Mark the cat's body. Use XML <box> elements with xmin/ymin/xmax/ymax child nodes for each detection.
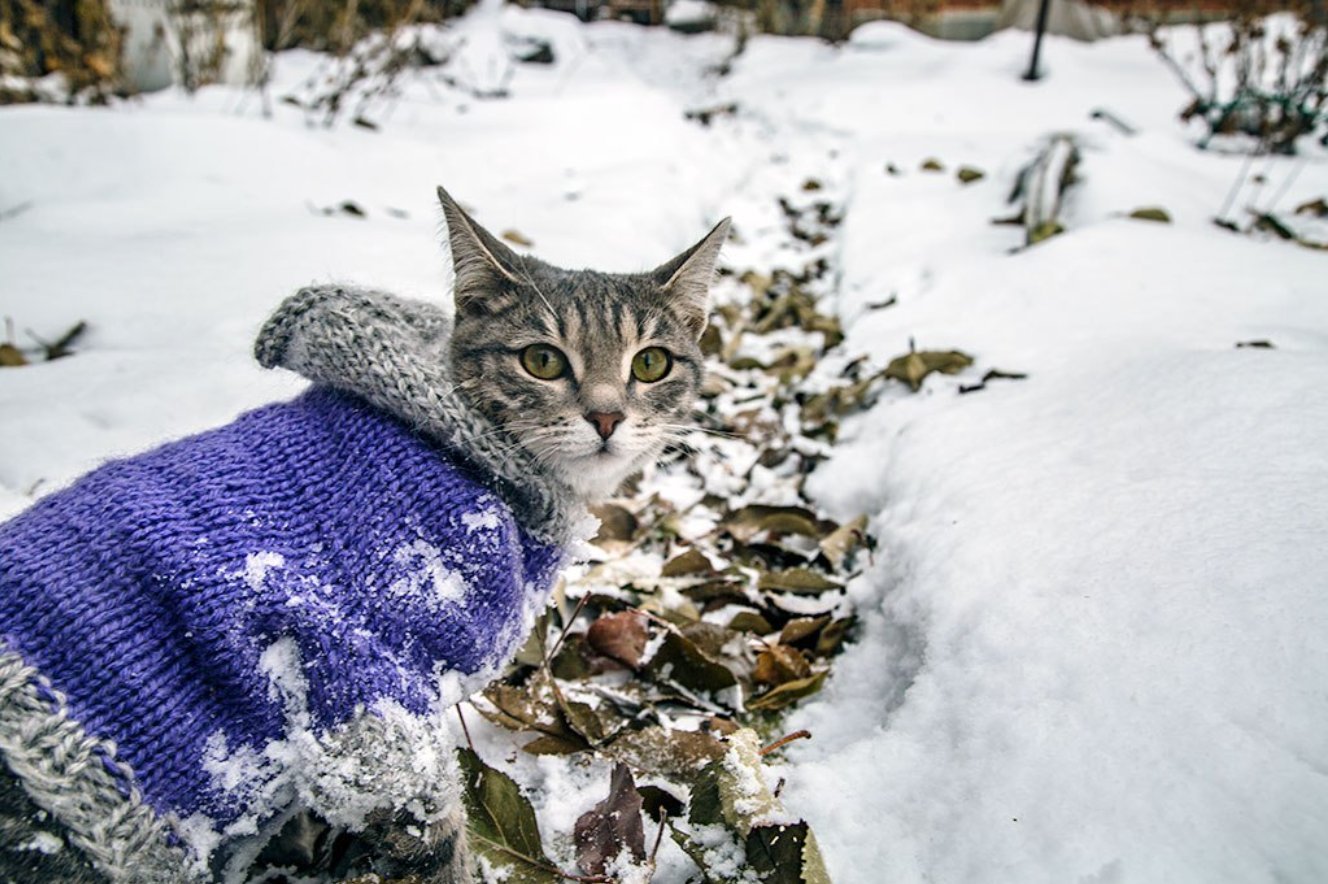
<box><xmin>0</xmin><ymin>189</ymin><xmax>728</xmax><ymax>882</ymax></box>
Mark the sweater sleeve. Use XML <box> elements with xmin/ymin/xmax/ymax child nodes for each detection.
<box><xmin>254</xmin><ymin>285</ymin><xmax>457</xmax><ymax>436</ymax></box>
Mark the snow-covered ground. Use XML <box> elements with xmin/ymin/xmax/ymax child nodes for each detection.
<box><xmin>3</xmin><ymin>4</ymin><xmax>1326</xmax><ymax>882</ymax></box>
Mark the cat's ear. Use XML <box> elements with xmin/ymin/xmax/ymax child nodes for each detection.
<box><xmin>652</xmin><ymin>217</ymin><xmax>731</xmax><ymax>338</ymax></box>
<box><xmin>437</xmin><ymin>186</ymin><xmax>523</xmax><ymax>313</ymax></box>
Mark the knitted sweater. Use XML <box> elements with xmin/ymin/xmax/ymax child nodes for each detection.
<box><xmin>0</xmin><ymin>287</ymin><xmax>583</xmax><ymax>882</ymax></box>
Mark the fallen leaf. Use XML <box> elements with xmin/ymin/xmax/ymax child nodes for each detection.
<box><xmin>725</xmin><ymin>505</ymin><xmax>823</xmax><ymax>543</ymax></box>
<box><xmin>747</xmin><ymin>671</ymin><xmax>828</xmax><ymax>711</ymax></box>
<box><xmin>1129</xmin><ymin>207</ymin><xmax>1171</xmax><ymax>223</ymax></box>
<box><xmin>502</xmin><ymin>228</ymin><xmax>535</xmax><ymax>247</ymax></box>
<box><xmin>586</xmin><ymin>611</ymin><xmax>648</xmax><ymax>669</ymax></box>
<box><xmin>816</xmin><ymin>617</ymin><xmax>855</xmax><ymax>656</ymax></box>
<box><xmin>637</xmin><ymin>784</ymin><xmax>686</xmax><ymax>820</ymax></box>
<box><xmin>1253</xmin><ymin>213</ymin><xmax>1295</xmax><ymax>240</ymax></box>
<box><xmin>522</xmin><ymin>733</ymin><xmax>588</xmax><ymax>756</ymax></box>
<box><xmin>779</xmin><ymin>616</ymin><xmax>831</xmax><ymax>647</ymax></box>
<box><xmin>457</xmin><ymin>748</ymin><xmax>561</xmax><ymax>883</ymax></box>
<box><xmin>818</xmin><ymin>515</ymin><xmax>868</xmax><ymax>569</ymax></box>
<box><xmin>607</xmin><ymin>726</ymin><xmax>726</xmax><ymax>779</ymax></box>
<box><xmin>590</xmin><ymin>503</ymin><xmax>638</xmax><ymax>547</ymax></box>
<box><xmin>1028</xmin><ymin>220</ymin><xmax>1064</xmax><ymax>244</ymax></box>
<box><xmin>758</xmin><ymin>568</ymin><xmax>842</xmax><ymax>594</ymax></box>
<box><xmin>753</xmin><ymin>645</ymin><xmax>812</xmax><ymax>686</ymax></box>
<box><xmin>645</xmin><ymin>630</ymin><xmax>738</xmax><ymax>695</ymax></box>
<box><xmin>884</xmin><ymin>349</ymin><xmax>974</xmax><ymax>392</ymax></box>
<box><xmin>1294</xmin><ymin>197</ymin><xmax>1326</xmax><ymax>217</ymax></box>
<box><xmin>728</xmin><ymin>610</ymin><xmax>775</xmax><ymax>634</ymax></box>
<box><xmin>661</xmin><ymin>548</ymin><xmax>715</xmax><ymax>577</ymax></box>
<box><xmin>956</xmin><ymin>166</ymin><xmax>985</xmax><ymax>184</ymax></box>
<box><xmin>920</xmin><ymin>158</ymin><xmax>944</xmax><ymax>172</ymax></box>
<box><xmin>746</xmin><ymin>821</ymin><xmax>831</xmax><ymax>884</ymax></box>
<box><xmin>0</xmin><ymin>344</ymin><xmax>26</xmax><ymax>367</ymax></box>
<box><xmin>574</xmin><ymin>764</ymin><xmax>646</xmax><ymax>876</ymax></box>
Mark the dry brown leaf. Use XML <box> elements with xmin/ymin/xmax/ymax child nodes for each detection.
<box><xmin>818</xmin><ymin>514</ymin><xmax>868</xmax><ymax>569</ymax></box>
<box><xmin>757</xmin><ymin>568</ymin><xmax>842</xmax><ymax>594</ymax></box>
<box><xmin>0</xmin><ymin>344</ymin><xmax>27</xmax><ymax>367</ymax></box>
<box><xmin>574</xmin><ymin>764</ymin><xmax>646</xmax><ymax>876</ymax></box>
<box><xmin>661</xmin><ymin>548</ymin><xmax>715</xmax><ymax>578</ymax></box>
<box><xmin>884</xmin><ymin>349</ymin><xmax>974</xmax><ymax>392</ymax></box>
<box><xmin>586</xmin><ymin>611</ymin><xmax>648</xmax><ymax>669</ymax></box>
<box><xmin>753</xmin><ymin>645</ymin><xmax>812</xmax><ymax>686</ymax></box>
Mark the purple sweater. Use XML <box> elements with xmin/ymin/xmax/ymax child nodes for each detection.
<box><xmin>0</xmin><ymin>289</ymin><xmax>583</xmax><ymax>879</ymax></box>
<box><xmin>0</xmin><ymin>387</ymin><xmax>561</xmax><ymax>829</ymax></box>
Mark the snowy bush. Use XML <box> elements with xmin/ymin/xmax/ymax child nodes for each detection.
<box><xmin>1147</xmin><ymin>2</ymin><xmax>1327</xmax><ymax>153</ymax></box>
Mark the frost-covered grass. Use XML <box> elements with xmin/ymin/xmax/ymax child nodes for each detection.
<box><xmin>3</xmin><ymin>3</ymin><xmax>1327</xmax><ymax>882</ymax></box>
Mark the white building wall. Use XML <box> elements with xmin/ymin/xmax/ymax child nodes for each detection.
<box><xmin>108</xmin><ymin>0</ymin><xmax>262</xmax><ymax>92</ymax></box>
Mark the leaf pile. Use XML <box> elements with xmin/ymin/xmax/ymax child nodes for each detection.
<box><xmin>459</xmin><ymin>186</ymin><xmax>963</xmax><ymax>882</ymax></box>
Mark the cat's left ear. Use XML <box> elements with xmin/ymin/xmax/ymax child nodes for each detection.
<box><xmin>652</xmin><ymin>217</ymin><xmax>731</xmax><ymax>338</ymax></box>
<box><xmin>437</xmin><ymin>185</ymin><xmax>524</xmax><ymax>315</ymax></box>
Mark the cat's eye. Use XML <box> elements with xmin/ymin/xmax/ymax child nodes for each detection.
<box><xmin>521</xmin><ymin>344</ymin><xmax>567</xmax><ymax>380</ymax></box>
<box><xmin>631</xmin><ymin>347</ymin><xmax>672</xmax><ymax>383</ymax></box>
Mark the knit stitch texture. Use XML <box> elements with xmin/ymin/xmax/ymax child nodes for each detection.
<box><xmin>0</xmin><ymin>286</ymin><xmax>577</xmax><ymax>879</ymax></box>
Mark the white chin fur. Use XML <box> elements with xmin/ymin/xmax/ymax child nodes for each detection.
<box><xmin>552</xmin><ymin>435</ymin><xmax>664</xmax><ymax>501</ymax></box>
<box><xmin>556</xmin><ymin>452</ymin><xmax>641</xmax><ymax>501</ymax></box>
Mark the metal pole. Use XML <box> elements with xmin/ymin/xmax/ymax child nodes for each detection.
<box><xmin>1023</xmin><ymin>0</ymin><xmax>1053</xmax><ymax>81</ymax></box>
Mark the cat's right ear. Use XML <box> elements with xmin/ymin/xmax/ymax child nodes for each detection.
<box><xmin>651</xmin><ymin>217</ymin><xmax>731</xmax><ymax>339</ymax></box>
<box><xmin>437</xmin><ymin>186</ymin><xmax>523</xmax><ymax>314</ymax></box>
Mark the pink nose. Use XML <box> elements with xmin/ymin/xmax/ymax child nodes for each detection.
<box><xmin>586</xmin><ymin>411</ymin><xmax>624</xmax><ymax>441</ymax></box>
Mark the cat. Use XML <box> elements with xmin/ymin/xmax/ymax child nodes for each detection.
<box><xmin>0</xmin><ymin>186</ymin><xmax>730</xmax><ymax>884</ymax></box>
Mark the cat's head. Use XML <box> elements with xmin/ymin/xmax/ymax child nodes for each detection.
<box><xmin>438</xmin><ymin>186</ymin><xmax>729</xmax><ymax>503</ymax></box>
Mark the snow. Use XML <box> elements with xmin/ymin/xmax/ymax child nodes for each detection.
<box><xmin>191</xmin><ymin>637</ymin><xmax>467</xmax><ymax>877</ymax></box>
<box><xmin>239</xmin><ymin>551</ymin><xmax>286</xmax><ymax>592</ymax></box>
<box><xmin>389</xmin><ymin>539</ymin><xmax>471</xmax><ymax>608</ymax></box>
<box><xmin>462</xmin><ymin>509</ymin><xmax>502</xmax><ymax>533</ymax></box>
<box><xmin>3</xmin><ymin>3</ymin><xmax>1327</xmax><ymax>883</ymax></box>
<box><xmin>16</xmin><ymin>831</ymin><xmax>64</xmax><ymax>855</ymax></box>
<box><xmin>664</xmin><ymin>0</ymin><xmax>716</xmax><ymax>29</ymax></box>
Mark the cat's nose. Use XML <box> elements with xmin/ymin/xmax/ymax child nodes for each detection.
<box><xmin>585</xmin><ymin>411</ymin><xmax>625</xmax><ymax>441</ymax></box>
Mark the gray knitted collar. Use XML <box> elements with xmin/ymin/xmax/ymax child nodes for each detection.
<box><xmin>254</xmin><ymin>285</ymin><xmax>585</xmax><ymax>546</ymax></box>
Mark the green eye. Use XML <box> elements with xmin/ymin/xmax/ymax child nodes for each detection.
<box><xmin>521</xmin><ymin>344</ymin><xmax>567</xmax><ymax>380</ymax></box>
<box><xmin>631</xmin><ymin>347</ymin><xmax>671</xmax><ymax>383</ymax></box>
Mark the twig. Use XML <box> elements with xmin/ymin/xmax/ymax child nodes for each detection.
<box><xmin>545</xmin><ymin>592</ymin><xmax>591</xmax><ymax>664</ymax></box>
<box><xmin>1217</xmin><ymin>149</ymin><xmax>1258</xmax><ymax>223</ymax></box>
<box><xmin>759</xmin><ymin>729</ymin><xmax>811</xmax><ymax>756</ymax></box>
<box><xmin>27</xmin><ymin>320</ymin><xmax>88</xmax><ymax>361</ymax></box>
<box><xmin>456</xmin><ymin>704</ymin><xmax>475</xmax><ymax>752</ymax></box>
<box><xmin>647</xmin><ymin>809</ymin><xmax>668</xmax><ymax>877</ymax></box>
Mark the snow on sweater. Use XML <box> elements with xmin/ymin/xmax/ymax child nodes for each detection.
<box><xmin>0</xmin><ymin>287</ymin><xmax>583</xmax><ymax>881</ymax></box>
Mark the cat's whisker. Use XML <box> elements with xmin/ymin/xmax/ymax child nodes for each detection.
<box><xmin>515</xmin><ymin>264</ymin><xmax>556</xmax><ymax>315</ymax></box>
<box><xmin>653</xmin><ymin>423</ymin><xmax>741</xmax><ymax>441</ymax></box>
